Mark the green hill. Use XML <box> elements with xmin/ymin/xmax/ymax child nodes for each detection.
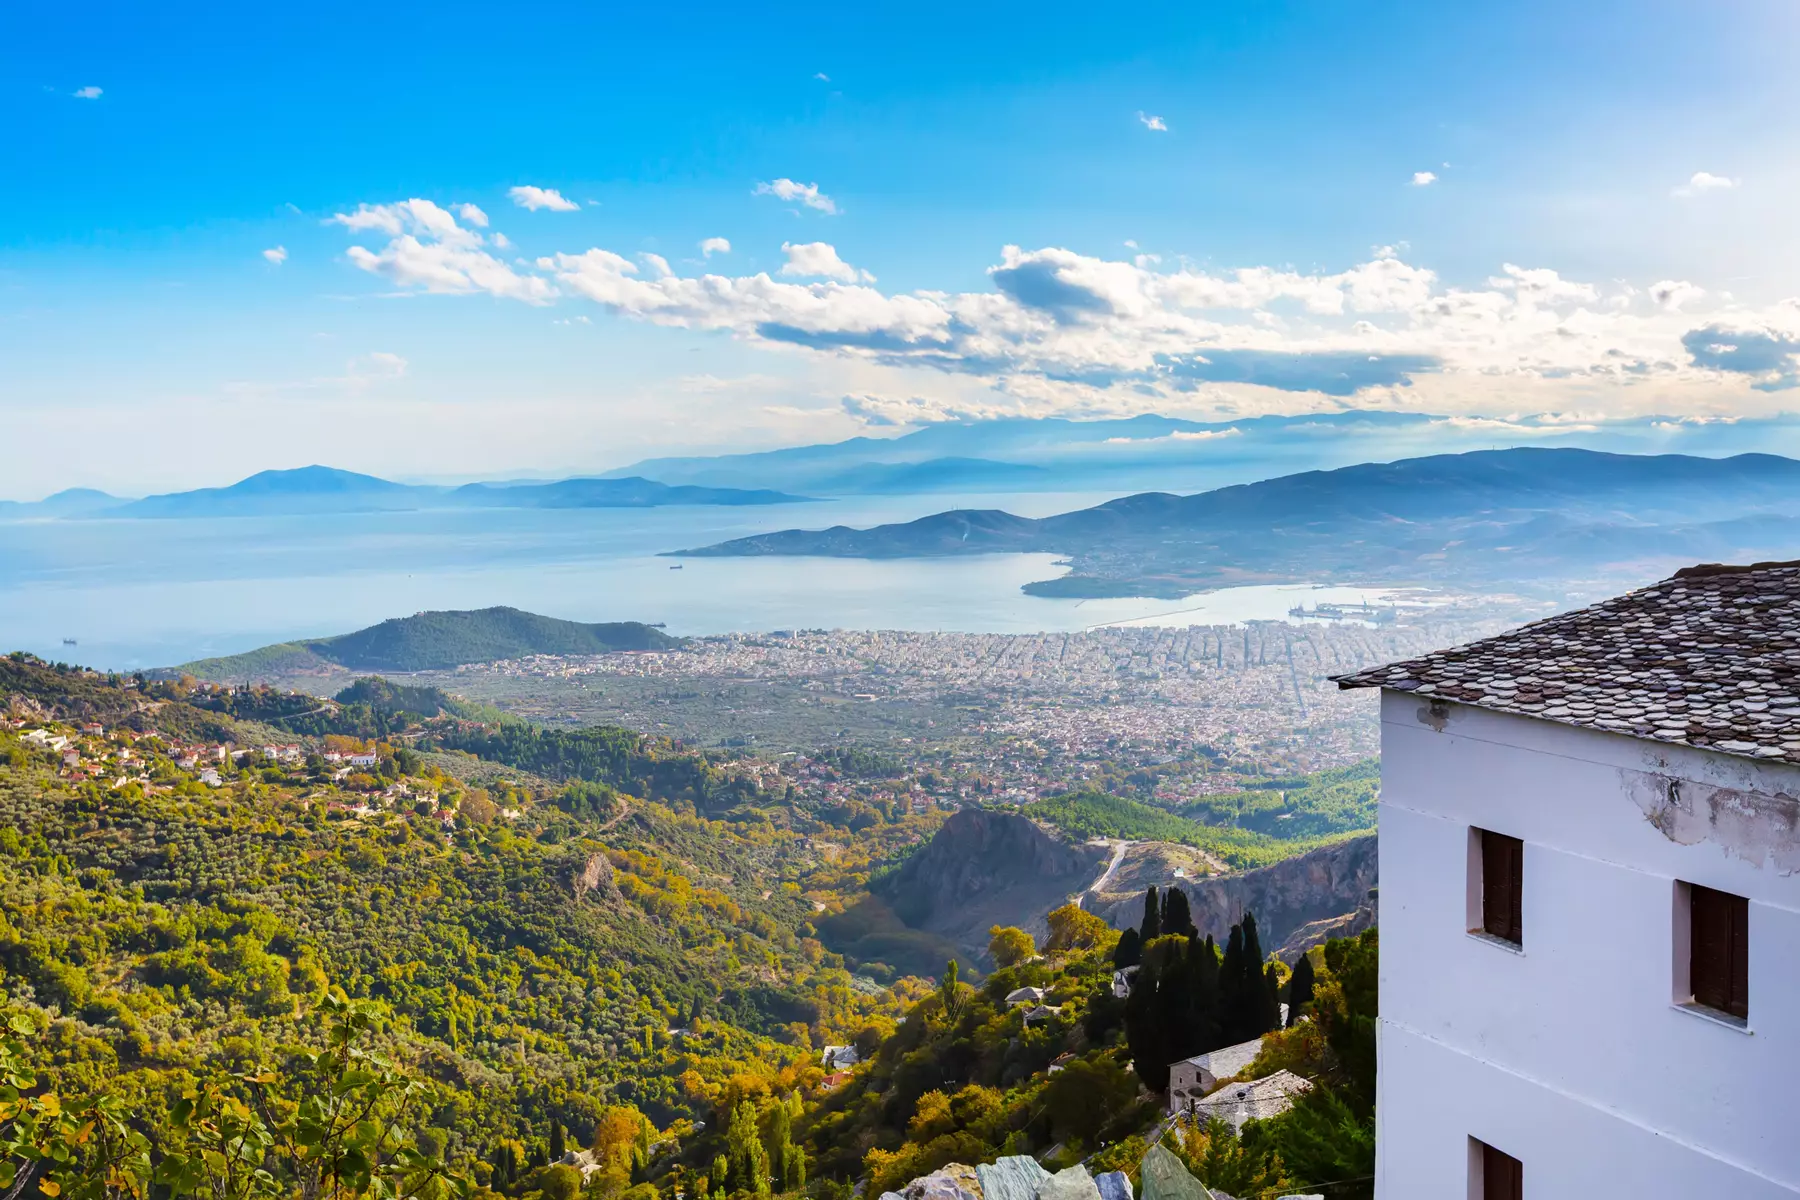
<box><xmin>181</xmin><ymin>606</ymin><xmax>681</xmax><ymax>679</ymax></box>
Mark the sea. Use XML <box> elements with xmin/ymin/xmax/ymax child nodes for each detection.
<box><xmin>0</xmin><ymin>490</ymin><xmax>1406</xmax><ymax>671</ymax></box>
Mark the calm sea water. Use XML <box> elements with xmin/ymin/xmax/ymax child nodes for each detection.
<box><xmin>0</xmin><ymin>492</ymin><xmax>1392</xmax><ymax>671</ymax></box>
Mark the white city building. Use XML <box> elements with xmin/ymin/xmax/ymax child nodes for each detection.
<box><xmin>1339</xmin><ymin>563</ymin><xmax>1800</xmax><ymax>1199</ymax></box>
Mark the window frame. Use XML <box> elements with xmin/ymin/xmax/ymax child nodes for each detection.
<box><xmin>1466</xmin><ymin>827</ymin><xmax>1524</xmax><ymax>949</ymax></box>
<box><xmin>1674</xmin><ymin>880</ymin><xmax>1749</xmax><ymax>1026</ymax></box>
<box><xmin>1467</xmin><ymin>1137</ymin><xmax>1522</xmax><ymax>1200</ymax></box>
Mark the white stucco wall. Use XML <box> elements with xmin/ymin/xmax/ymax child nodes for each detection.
<box><xmin>1374</xmin><ymin>691</ymin><xmax>1800</xmax><ymax>1199</ymax></box>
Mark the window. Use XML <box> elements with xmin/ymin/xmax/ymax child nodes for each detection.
<box><xmin>1684</xmin><ymin>883</ymin><xmax>1749</xmax><ymax>1021</ymax></box>
<box><xmin>1470</xmin><ymin>1140</ymin><xmax>1522</xmax><ymax>1200</ymax></box>
<box><xmin>1470</xmin><ymin>828</ymin><xmax>1523</xmax><ymax>946</ymax></box>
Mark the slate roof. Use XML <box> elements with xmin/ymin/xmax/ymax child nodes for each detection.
<box><xmin>1188</xmin><ymin>1070</ymin><xmax>1313</xmax><ymax>1134</ymax></box>
<box><xmin>1335</xmin><ymin>561</ymin><xmax>1800</xmax><ymax>764</ymax></box>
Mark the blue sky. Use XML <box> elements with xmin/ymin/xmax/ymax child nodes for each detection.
<box><xmin>5</xmin><ymin>0</ymin><xmax>1799</xmax><ymax>497</ymax></box>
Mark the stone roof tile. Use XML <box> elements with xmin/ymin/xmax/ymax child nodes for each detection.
<box><xmin>1334</xmin><ymin>561</ymin><xmax>1800</xmax><ymax>765</ymax></box>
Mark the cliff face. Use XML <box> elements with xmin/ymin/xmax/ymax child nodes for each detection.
<box><xmin>1093</xmin><ymin>833</ymin><xmax>1377</xmax><ymax>956</ymax></box>
<box><xmin>874</xmin><ymin>808</ymin><xmax>1110</xmax><ymax>960</ymax></box>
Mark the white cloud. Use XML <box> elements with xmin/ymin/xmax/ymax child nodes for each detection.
<box><xmin>814</xmin><ymin>72</ymin><xmax>830</xmax><ymax>82</ymax></box>
<box><xmin>754</xmin><ymin>179</ymin><xmax>837</xmax><ymax>214</ymax></box>
<box><xmin>354</xmin><ymin>351</ymin><xmax>408</xmax><ymax>379</ymax></box>
<box><xmin>1650</xmin><ymin>280</ymin><xmax>1705</xmax><ymax>311</ymax></box>
<box><xmin>333</xmin><ymin>198</ymin><xmax>555</xmax><ymax>304</ymax></box>
<box><xmin>262</xmin><ymin>246</ymin><xmax>288</xmax><ymax>266</ymax></box>
<box><xmin>700</xmin><ymin>237</ymin><xmax>732</xmax><ymax>258</ymax></box>
<box><xmin>1673</xmin><ymin>171</ymin><xmax>1739</xmax><ymax>197</ymax></box>
<box><xmin>331</xmin><ymin>195</ymin><xmax>1800</xmax><ymax>413</ymax></box>
<box><xmin>491</xmin><ymin>231</ymin><xmax>512</xmax><ymax>249</ymax></box>
<box><xmin>1411</xmin><ymin>171</ymin><xmax>1437</xmax><ymax>187</ymax></box>
<box><xmin>508</xmin><ymin>186</ymin><xmax>580</xmax><ymax>212</ymax></box>
<box><xmin>779</xmin><ymin>241</ymin><xmax>872</xmax><ymax>283</ymax></box>
<box><xmin>73</xmin><ymin>86</ymin><xmax>102</xmax><ymax>100</ymax></box>
<box><xmin>457</xmin><ymin>203</ymin><xmax>489</xmax><ymax>227</ymax></box>
<box><xmin>1137</xmin><ymin>112</ymin><xmax>1168</xmax><ymax>131</ymax></box>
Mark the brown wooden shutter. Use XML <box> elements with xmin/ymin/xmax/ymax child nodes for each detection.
<box><xmin>1690</xmin><ymin>884</ymin><xmax>1749</xmax><ymax>1020</ymax></box>
<box><xmin>1481</xmin><ymin>1142</ymin><xmax>1523</xmax><ymax>1200</ymax></box>
<box><xmin>1481</xmin><ymin>831</ymin><xmax>1524</xmax><ymax>945</ymax></box>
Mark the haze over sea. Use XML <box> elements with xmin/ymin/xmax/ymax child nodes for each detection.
<box><xmin>0</xmin><ymin>489</ymin><xmax>1388</xmax><ymax>671</ymax></box>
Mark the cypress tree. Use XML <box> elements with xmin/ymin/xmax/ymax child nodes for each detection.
<box><xmin>1139</xmin><ymin>886</ymin><xmax>1161</xmax><ymax>943</ymax></box>
<box><xmin>549</xmin><ymin>1121</ymin><xmax>565</xmax><ymax>1162</ymax></box>
<box><xmin>1264</xmin><ymin>963</ymin><xmax>1283</xmax><ymax>1031</ymax></box>
<box><xmin>1240</xmin><ymin>911</ymin><xmax>1280</xmax><ymax>1036</ymax></box>
<box><xmin>1286</xmin><ymin>953</ymin><xmax>1316</xmax><ymax>1025</ymax></box>
<box><xmin>1219</xmin><ymin>922</ymin><xmax>1246</xmax><ymax>1042</ymax></box>
<box><xmin>1185</xmin><ymin>931</ymin><xmax>1222</xmax><ymax>1053</ymax></box>
<box><xmin>1123</xmin><ymin>945</ymin><xmax>1162</xmax><ymax>1090</ymax></box>
<box><xmin>1163</xmin><ymin>886</ymin><xmax>1198</xmax><ymax>941</ymax></box>
<box><xmin>1151</xmin><ymin>937</ymin><xmax>1198</xmax><ymax>1076</ymax></box>
<box><xmin>1112</xmin><ymin>925</ymin><xmax>1142</xmax><ymax>968</ymax></box>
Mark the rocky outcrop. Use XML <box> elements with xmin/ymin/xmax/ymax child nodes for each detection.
<box><xmin>874</xmin><ymin>809</ymin><xmax>1109</xmax><ymax>961</ymax></box>
<box><xmin>567</xmin><ymin>850</ymin><xmax>620</xmax><ymax>902</ymax></box>
<box><xmin>1093</xmin><ymin>834</ymin><xmax>1376</xmax><ymax>957</ymax></box>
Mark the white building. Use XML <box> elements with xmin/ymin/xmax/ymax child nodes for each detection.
<box><xmin>1339</xmin><ymin>563</ymin><xmax>1800</xmax><ymax>1199</ymax></box>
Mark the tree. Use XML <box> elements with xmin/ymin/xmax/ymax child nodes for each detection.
<box><xmin>1111</xmin><ymin>926</ymin><xmax>1142</xmax><ymax>969</ymax></box>
<box><xmin>1042</xmin><ymin>1057</ymin><xmax>1140</xmax><ymax>1147</ymax></box>
<box><xmin>538</xmin><ymin>1166</ymin><xmax>581</xmax><ymax>1200</ymax></box>
<box><xmin>1184</xmin><ymin>933</ymin><xmax>1222</xmax><ymax>1054</ymax></box>
<box><xmin>1042</xmin><ymin>903</ymin><xmax>1111</xmax><ymax>953</ymax></box>
<box><xmin>1161</xmin><ymin>887</ymin><xmax>1197</xmax><ymax>942</ymax></box>
<box><xmin>725</xmin><ymin>1102</ymin><xmax>769</xmax><ymax>1195</ymax></box>
<box><xmin>1285</xmin><ymin>953</ymin><xmax>1316</xmax><ymax>1026</ymax></box>
<box><xmin>156</xmin><ymin>995</ymin><xmax>467</xmax><ymax>1200</ymax></box>
<box><xmin>986</xmin><ymin>925</ymin><xmax>1035</xmax><ymax>969</ymax></box>
<box><xmin>1174</xmin><ymin>1117</ymin><xmax>1290</xmax><ymax>1199</ymax></box>
<box><xmin>0</xmin><ymin>1014</ymin><xmax>150</xmax><ymax>1200</ymax></box>
<box><xmin>937</xmin><ymin>960</ymin><xmax>963</xmax><ymax>1024</ymax></box>
<box><xmin>1138</xmin><ymin>887</ymin><xmax>1161</xmax><ymax>943</ymax></box>
<box><xmin>549</xmin><ymin>1120</ymin><xmax>565</xmax><ymax>1162</ymax></box>
<box><xmin>1240</xmin><ymin>912</ymin><xmax>1280</xmax><ymax>1036</ymax></box>
<box><xmin>1218</xmin><ymin>922</ymin><xmax>1246</xmax><ymax>1043</ymax></box>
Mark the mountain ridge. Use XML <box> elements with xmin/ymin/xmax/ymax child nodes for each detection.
<box><xmin>672</xmin><ymin>447</ymin><xmax>1800</xmax><ymax>596</ymax></box>
<box><xmin>176</xmin><ymin>606</ymin><xmax>680</xmax><ymax>680</ymax></box>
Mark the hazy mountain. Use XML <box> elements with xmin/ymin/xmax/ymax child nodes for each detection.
<box><xmin>95</xmin><ymin>466</ymin><xmax>806</xmax><ymax>518</ymax></box>
<box><xmin>674</xmin><ymin>447</ymin><xmax>1800</xmax><ymax>597</ymax></box>
<box><xmin>179</xmin><ymin>606</ymin><xmax>680</xmax><ymax>679</ymax></box>
<box><xmin>0</xmin><ymin>487</ymin><xmax>127</xmax><ymax>518</ymax></box>
<box><xmin>607</xmin><ymin>410</ymin><xmax>1800</xmax><ymax>498</ymax></box>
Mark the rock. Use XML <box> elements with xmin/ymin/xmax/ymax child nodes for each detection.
<box><xmin>1093</xmin><ymin>1172</ymin><xmax>1133</xmax><ymax>1200</ymax></box>
<box><xmin>1034</xmin><ymin>1166</ymin><xmax>1100</xmax><ymax>1200</ymax></box>
<box><xmin>875</xmin><ymin>810</ymin><xmax>1109</xmax><ymax>961</ymax></box>
<box><xmin>1138</xmin><ymin>1145</ymin><xmax>1212</xmax><ymax>1200</ymax></box>
<box><xmin>900</xmin><ymin>1164</ymin><xmax>982</xmax><ymax>1200</ymax></box>
<box><xmin>1096</xmin><ymin>836</ymin><xmax>1377</xmax><ymax>954</ymax></box>
<box><xmin>568</xmin><ymin>851</ymin><xmax>619</xmax><ymax>901</ymax></box>
<box><xmin>977</xmin><ymin>1155</ymin><xmax>1052</xmax><ymax>1200</ymax></box>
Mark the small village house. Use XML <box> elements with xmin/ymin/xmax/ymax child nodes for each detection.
<box><xmin>1338</xmin><ymin>562</ymin><xmax>1800</xmax><ymax>1199</ymax></box>
<box><xmin>1166</xmin><ymin>1036</ymin><xmax>1265</xmax><ymax>1117</ymax></box>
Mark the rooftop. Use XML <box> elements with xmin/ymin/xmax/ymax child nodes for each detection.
<box><xmin>1189</xmin><ymin>1069</ymin><xmax>1313</xmax><ymax>1134</ymax></box>
<box><xmin>1336</xmin><ymin>561</ymin><xmax>1800</xmax><ymax>764</ymax></box>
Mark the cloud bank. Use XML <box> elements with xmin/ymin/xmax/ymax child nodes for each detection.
<box><xmin>332</xmin><ymin>198</ymin><xmax>1800</xmax><ymax>416</ymax></box>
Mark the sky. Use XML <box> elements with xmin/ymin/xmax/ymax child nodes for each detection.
<box><xmin>5</xmin><ymin>0</ymin><xmax>1800</xmax><ymax>498</ymax></box>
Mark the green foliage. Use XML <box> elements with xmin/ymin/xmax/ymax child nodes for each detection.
<box><xmin>1171</xmin><ymin>1117</ymin><xmax>1289</xmax><ymax>1198</ymax></box>
<box><xmin>1123</xmin><ymin>903</ymin><xmax>1279</xmax><ymax>1093</ymax></box>
<box><xmin>984</xmin><ymin>927</ymin><xmax>1034</xmax><ymax>970</ymax></box>
<box><xmin>1176</xmin><ymin>760</ymin><xmax>1379</xmax><ymax>839</ymax></box>
<box><xmin>1024</xmin><ymin>787</ymin><xmax>1367</xmax><ymax>870</ymax></box>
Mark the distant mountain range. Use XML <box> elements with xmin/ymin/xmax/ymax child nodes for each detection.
<box><xmin>0</xmin><ymin>466</ymin><xmax>805</xmax><ymax>520</ymax></box>
<box><xmin>674</xmin><ymin>447</ymin><xmax>1800</xmax><ymax>597</ymax></box>
<box><xmin>178</xmin><ymin>606</ymin><xmax>680</xmax><ymax>681</ymax></box>
<box><xmin>605</xmin><ymin>409</ymin><xmax>1800</xmax><ymax>497</ymax></box>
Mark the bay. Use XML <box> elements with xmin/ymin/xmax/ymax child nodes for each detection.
<box><xmin>0</xmin><ymin>490</ymin><xmax>1385</xmax><ymax>670</ymax></box>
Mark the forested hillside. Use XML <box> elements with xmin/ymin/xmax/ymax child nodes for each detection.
<box><xmin>0</xmin><ymin>653</ymin><xmax>944</xmax><ymax>1198</ymax></box>
<box><xmin>1</xmin><ymin>652</ymin><xmax>1380</xmax><ymax>1200</ymax></box>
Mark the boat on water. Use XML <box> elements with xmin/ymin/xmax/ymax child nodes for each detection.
<box><xmin>669</xmin><ymin>564</ymin><xmax>684</xmax><ymax>570</ymax></box>
<box><xmin>61</xmin><ymin>637</ymin><xmax>78</xmax><ymax>646</ymax></box>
